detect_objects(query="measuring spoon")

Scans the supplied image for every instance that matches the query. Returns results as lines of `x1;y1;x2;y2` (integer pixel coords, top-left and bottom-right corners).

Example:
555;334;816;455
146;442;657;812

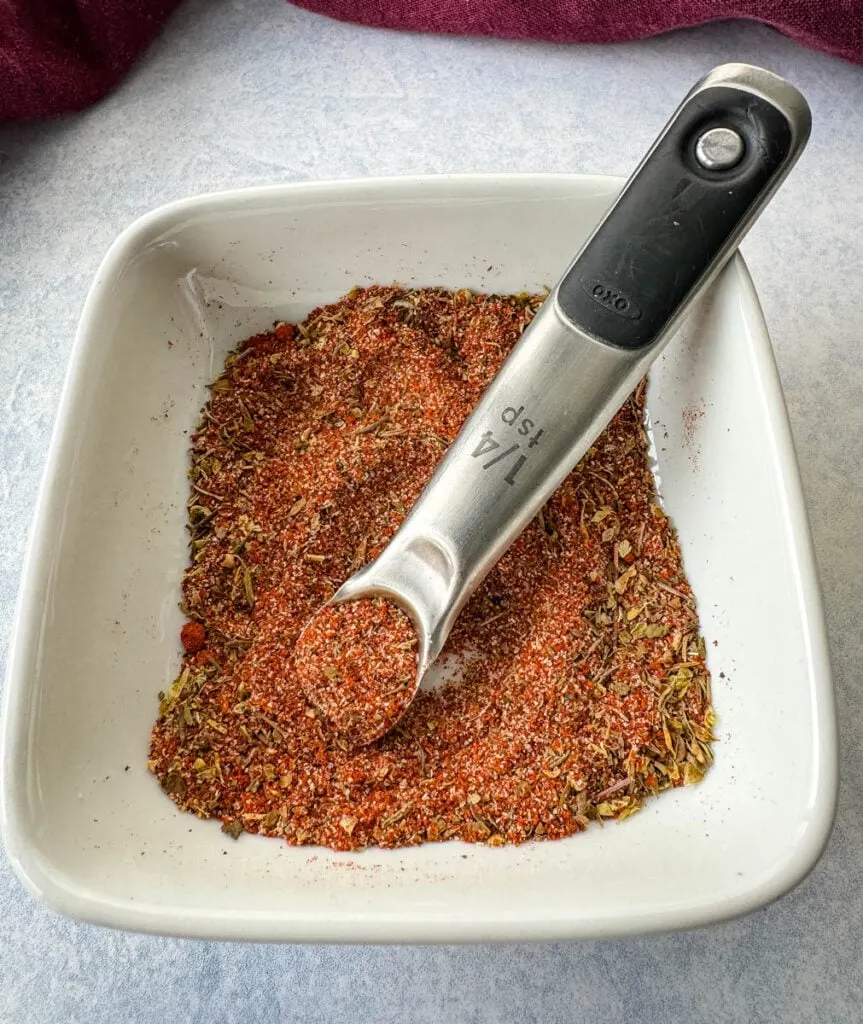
302;63;810;742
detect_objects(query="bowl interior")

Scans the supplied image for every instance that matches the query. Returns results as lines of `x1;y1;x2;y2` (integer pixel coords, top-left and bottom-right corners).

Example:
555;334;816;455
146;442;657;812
1;176;834;940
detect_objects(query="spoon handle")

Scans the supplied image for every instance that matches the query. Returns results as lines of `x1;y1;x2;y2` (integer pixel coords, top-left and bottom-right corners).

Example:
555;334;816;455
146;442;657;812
336;64;810;668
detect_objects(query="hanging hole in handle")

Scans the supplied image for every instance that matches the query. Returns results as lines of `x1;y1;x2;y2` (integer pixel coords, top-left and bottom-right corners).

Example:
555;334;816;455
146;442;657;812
680;91;794;185
692;125;746;172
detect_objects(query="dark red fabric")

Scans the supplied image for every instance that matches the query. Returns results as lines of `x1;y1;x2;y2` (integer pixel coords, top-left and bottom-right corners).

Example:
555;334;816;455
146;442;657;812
2;1;862;122
312;1;863;64
0;0;183;121
292;0;863;66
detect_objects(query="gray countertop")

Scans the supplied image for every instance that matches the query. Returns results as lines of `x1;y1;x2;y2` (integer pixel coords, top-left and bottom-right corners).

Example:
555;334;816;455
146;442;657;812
1;2;862;1020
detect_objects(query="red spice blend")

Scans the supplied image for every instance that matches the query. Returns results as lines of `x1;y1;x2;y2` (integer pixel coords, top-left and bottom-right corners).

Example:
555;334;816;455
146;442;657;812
293;597;419;747
180;620;206;654
148;286;716;851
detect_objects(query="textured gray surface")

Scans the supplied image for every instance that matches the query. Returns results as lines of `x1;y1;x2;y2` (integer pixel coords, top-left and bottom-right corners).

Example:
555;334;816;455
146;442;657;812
1;2;862;1021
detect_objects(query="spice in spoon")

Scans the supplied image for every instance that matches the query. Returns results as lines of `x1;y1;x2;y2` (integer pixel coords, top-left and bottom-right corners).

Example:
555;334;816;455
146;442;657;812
294;597;418;746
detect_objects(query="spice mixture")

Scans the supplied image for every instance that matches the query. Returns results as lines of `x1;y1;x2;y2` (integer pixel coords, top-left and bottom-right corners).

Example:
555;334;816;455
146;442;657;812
149;285;715;851
294;597;419;747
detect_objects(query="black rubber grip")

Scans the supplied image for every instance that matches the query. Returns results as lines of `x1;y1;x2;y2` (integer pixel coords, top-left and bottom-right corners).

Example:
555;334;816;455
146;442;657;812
557;85;793;350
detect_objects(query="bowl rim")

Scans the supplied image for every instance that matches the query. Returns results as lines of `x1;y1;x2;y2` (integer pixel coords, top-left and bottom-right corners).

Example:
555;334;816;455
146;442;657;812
0;173;837;942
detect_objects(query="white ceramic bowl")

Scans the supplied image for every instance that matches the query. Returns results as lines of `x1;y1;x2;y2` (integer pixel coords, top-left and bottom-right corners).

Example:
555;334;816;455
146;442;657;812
0;175;836;941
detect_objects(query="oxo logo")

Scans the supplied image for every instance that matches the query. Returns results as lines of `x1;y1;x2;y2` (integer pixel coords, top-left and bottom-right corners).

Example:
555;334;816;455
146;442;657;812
583;279;642;320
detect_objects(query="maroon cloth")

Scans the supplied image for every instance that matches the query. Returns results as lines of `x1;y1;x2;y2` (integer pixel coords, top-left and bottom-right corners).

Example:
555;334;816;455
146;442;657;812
2;1;862;121
293;0;863;64
0;0;183;121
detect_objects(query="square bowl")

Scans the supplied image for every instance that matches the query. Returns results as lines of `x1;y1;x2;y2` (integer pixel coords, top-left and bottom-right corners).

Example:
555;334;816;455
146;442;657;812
1;175;836;941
